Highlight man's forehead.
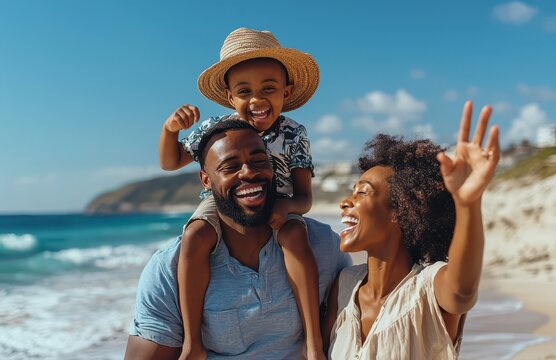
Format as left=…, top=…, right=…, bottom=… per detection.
left=207, top=129, right=265, bottom=157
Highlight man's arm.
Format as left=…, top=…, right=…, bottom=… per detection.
left=124, top=336, right=181, bottom=360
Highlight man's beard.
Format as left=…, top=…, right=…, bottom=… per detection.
left=212, top=178, right=276, bottom=227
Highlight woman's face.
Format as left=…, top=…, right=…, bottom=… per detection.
left=339, top=165, right=398, bottom=253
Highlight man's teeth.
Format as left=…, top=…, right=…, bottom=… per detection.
left=236, top=186, right=263, bottom=196
left=341, top=216, right=359, bottom=225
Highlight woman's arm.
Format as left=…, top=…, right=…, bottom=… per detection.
left=434, top=101, right=500, bottom=315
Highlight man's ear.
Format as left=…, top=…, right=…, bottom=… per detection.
left=199, top=170, right=211, bottom=191
left=226, top=89, right=235, bottom=107
left=283, top=84, right=293, bottom=100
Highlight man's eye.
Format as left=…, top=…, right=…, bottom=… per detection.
left=221, top=165, right=240, bottom=172
left=252, top=159, right=269, bottom=167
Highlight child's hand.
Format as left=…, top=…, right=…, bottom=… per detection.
left=269, top=199, right=291, bottom=230
left=164, top=104, right=200, bottom=133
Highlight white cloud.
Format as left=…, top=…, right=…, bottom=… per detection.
left=352, top=116, right=405, bottom=135
left=314, top=115, right=342, bottom=134
left=311, top=138, right=356, bottom=161
left=410, top=68, right=426, bottom=79
left=543, top=16, right=556, bottom=32
left=507, top=103, right=548, bottom=144
left=411, top=123, right=438, bottom=141
left=492, top=101, right=512, bottom=113
left=516, top=84, right=556, bottom=101
left=443, top=90, right=458, bottom=102
left=466, top=86, right=480, bottom=96
left=493, top=1, right=538, bottom=24
left=356, top=89, right=426, bottom=120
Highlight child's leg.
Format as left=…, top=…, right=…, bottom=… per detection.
left=277, top=216, right=325, bottom=360
left=177, top=196, right=220, bottom=359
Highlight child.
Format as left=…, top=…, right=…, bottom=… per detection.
left=158, top=27, right=324, bottom=359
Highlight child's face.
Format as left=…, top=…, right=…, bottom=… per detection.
left=225, top=58, right=293, bottom=132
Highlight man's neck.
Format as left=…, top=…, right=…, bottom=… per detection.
left=219, top=215, right=273, bottom=272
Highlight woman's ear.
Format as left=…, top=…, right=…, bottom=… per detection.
left=390, top=212, right=398, bottom=224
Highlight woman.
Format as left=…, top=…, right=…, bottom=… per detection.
left=323, top=101, right=500, bottom=359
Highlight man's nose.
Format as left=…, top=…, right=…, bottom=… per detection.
left=238, top=163, right=256, bottom=179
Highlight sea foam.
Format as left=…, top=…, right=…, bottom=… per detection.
left=0, top=234, right=37, bottom=253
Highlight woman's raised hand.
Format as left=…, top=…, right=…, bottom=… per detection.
left=437, top=101, right=500, bottom=206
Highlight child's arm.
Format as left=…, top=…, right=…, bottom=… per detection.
left=269, top=167, right=312, bottom=230
left=434, top=101, right=500, bottom=315
left=159, top=104, right=199, bottom=171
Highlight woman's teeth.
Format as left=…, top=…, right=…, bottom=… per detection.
left=341, top=216, right=359, bottom=226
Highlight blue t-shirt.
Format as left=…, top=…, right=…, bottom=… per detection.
left=129, top=217, right=351, bottom=359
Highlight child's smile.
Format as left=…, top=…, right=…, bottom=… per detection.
left=225, top=58, right=293, bottom=132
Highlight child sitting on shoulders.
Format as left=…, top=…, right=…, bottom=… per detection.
left=158, top=27, right=324, bottom=359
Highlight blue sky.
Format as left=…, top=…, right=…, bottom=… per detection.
left=1, top=0, right=555, bottom=213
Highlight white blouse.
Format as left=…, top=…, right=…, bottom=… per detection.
left=328, top=262, right=461, bottom=360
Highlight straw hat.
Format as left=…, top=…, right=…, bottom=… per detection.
left=197, top=27, right=320, bottom=112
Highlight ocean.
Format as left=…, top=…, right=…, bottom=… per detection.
left=0, top=213, right=550, bottom=359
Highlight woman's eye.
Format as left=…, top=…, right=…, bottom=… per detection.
left=237, top=89, right=249, bottom=95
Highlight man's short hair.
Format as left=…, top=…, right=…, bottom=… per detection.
left=197, top=120, right=261, bottom=169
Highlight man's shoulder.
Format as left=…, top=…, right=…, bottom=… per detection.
left=304, top=217, right=338, bottom=249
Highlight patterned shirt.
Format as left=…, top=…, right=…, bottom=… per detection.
left=181, top=113, right=314, bottom=198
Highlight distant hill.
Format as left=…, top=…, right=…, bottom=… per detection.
left=84, top=162, right=360, bottom=214
left=85, top=172, right=204, bottom=214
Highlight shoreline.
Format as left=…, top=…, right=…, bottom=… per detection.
left=484, top=277, right=556, bottom=359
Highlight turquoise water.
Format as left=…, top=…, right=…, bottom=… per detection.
left=0, top=213, right=190, bottom=284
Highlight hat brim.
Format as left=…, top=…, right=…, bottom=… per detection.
left=198, top=48, right=319, bottom=112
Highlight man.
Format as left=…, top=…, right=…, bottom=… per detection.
left=124, top=120, right=351, bottom=359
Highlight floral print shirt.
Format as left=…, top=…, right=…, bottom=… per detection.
left=181, top=113, right=314, bottom=198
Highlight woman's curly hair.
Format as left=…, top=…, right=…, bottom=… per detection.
left=358, top=134, right=455, bottom=265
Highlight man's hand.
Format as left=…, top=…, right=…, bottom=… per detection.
left=164, top=104, right=200, bottom=133
left=437, top=100, right=500, bottom=206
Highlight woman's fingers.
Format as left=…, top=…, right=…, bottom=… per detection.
left=458, top=101, right=473, bottom=143
left=472, top=106, right=492, bottom=147
left=437, top=152, right=454, bottom=177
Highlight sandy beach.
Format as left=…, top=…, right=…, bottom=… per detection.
left=480, top=174, right=556, bottom=359
left=309, top=173, right=556, bottom=359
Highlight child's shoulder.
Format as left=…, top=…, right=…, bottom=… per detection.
left=279, top=114, right=303, bottom=127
